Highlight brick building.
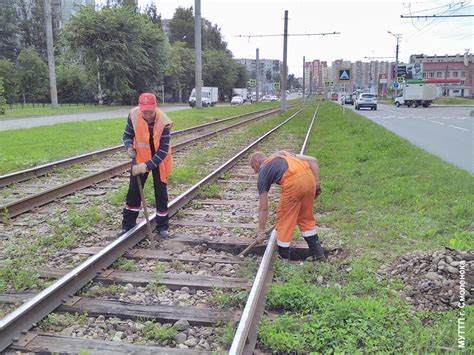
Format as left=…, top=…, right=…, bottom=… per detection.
left=410, top=52, right=473, bottom=97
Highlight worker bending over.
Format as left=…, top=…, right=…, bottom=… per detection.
left=118, top=92, right=173, bottom=238
left=250, top=150, right=325, bottom=261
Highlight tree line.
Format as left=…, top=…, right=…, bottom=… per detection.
left=0, top=0, right=249, bottom=107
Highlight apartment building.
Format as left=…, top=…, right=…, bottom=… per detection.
left=235, top=58, right=283, bottom=93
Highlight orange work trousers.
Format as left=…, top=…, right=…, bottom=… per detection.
left=275, top=171, right=317, bottom=247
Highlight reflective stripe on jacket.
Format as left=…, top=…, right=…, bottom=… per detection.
left=129, top=107, right=173, bottom=183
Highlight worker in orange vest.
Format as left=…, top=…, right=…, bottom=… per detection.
left=118, top=93, right=173, bottom=238
left=250, top=150, right=325, bottom=261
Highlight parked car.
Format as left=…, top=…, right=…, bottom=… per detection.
left=231, top=95, right=244, bottom=105
left=355, top=93, right=377, bottom=110
left=269, top=95, right=279, bottom=102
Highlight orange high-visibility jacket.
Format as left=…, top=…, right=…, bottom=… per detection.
left=262, top=150, right=313, bottom=188
left=129, top=107, right=173, bottom=183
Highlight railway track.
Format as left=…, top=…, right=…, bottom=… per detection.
left=0, top=105, right=320, bottom=353
left=0, top=107, right=284, bottom=222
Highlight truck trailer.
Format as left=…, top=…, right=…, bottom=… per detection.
left=394, top=83, right=436, bottom=108
left=189, top=87, right=219, bottom=107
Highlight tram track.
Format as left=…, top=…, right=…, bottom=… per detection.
left=0, top=105, right=321, bottom=354
left=0, top=107, right=284, bottom=221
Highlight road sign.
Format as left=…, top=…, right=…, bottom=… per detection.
left=337, top=68, right=352, bottom=82
left=397, top=76, right=404, bottom=83
left=324, top=80, right=334, bottom=87
left=273, top=82, right=280, bottom=90
left=248, top=79, right=256, bottom=87
left=379, top=74, right=388, bottom=84
left=392, top=82, right=400, bottom=90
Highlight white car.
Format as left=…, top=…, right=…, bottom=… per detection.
left=355, top=93, right=377, bottom=110
left=231, top=95, right=244, bottom=105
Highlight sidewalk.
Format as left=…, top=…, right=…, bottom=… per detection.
left=0, top=105, right=190, bottom=132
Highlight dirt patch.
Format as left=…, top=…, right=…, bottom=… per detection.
left=386, top=249, right=473, bottom=311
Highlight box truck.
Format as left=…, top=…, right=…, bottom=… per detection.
left=395, top=83, right=436, bottom=108
left=232, top=88, right=248, bottom=102
left=189, top=87, right=218, bottom=107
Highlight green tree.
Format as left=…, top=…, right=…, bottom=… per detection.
left=164, top=42, right=195, bottom=102
left=169, top=7, right=195, bottom=48
left=202, top=19, right=227, bottom=51
left=288, top=74, right=301, bottom=89
left=144, top=2, right=162, bottom=26
left=15, top=48, right=48, bottom=100
left=56, top=63, right=92, bottom=103
left=0, top=59, right=17, bottom=101
left=168, top=7, right=228, bottom=51
left=62, top=6, right=167, bottom=103
left=16, top=0, right=57, bottom=60
left=0, top=79, right=7, bottom=114
left=0, top=0, right=20, bottom=60
left=203, top=50, right=239, bottom=100
left=234, top=64, right=248, bottom=89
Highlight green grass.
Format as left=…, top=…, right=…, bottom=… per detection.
left=0, top=205, right=112, bottom=291
left=0, top=102, right=283, bottom=175
left=143, top=321, right=178, bottom=343
left=257, top=102, right=474, bottom=353
left=1, top=104, right=132, bottom=119
left=434, top=97, right=474, bottom=105
left=259, top=259, right=472, bottom=353
left=312, top=103, right=473, bottom=254
left=209, top=288, right=248, bottom=309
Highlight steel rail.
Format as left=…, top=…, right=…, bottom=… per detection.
left=0, top=107, right=305, bottom=352
left=0, top=107, right=283, bottom=221
left=0, top=107, right=279, bottom=188
left=229, top=105, right=319, bottom=355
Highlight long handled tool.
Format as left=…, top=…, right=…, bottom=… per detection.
left=132, top=159, right=156, bottom=250
left=238, top=226, right=274, bottom=257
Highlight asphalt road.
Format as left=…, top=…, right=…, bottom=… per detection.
left=0, top=105, right=191, bottom=132
left=343, top=103, right=473, bottom=173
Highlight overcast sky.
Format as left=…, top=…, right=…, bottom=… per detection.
left=105, top=0, right=473, bottom=76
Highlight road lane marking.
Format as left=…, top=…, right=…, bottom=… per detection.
left=448, top=124, right=469, bottom=131
left=416, top=117, right=427, bottom=121
left=431, top=121, right=444, bottom=125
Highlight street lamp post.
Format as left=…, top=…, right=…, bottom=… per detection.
left=388, top=31, right=401, bottom=98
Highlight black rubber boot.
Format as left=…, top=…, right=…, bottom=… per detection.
left=154, top=212, right=169, bottom=238
left=278, top=246, right=290, bottom=260
left=121, top=209, right=139, bottom=232
left=304, top=234, right=326, bottom=261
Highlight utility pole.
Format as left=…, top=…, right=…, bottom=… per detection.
left=281, top=10, right=288, bottom=112
left=256, top=48, right=260, bottom=102
left=44, top=0, right=58, bottom=107
left=302, top=56, right=305, bottom=102
left=194, top=0, right=202, bottom=108
left=444, top=65, right=449, bottom=96
left=388, top=31, right=401, bottom=97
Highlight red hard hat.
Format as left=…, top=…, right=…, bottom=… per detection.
left=139, top=93, right=157, bottom=111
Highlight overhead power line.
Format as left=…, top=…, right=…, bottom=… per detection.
left=401, top=14, right=473, bottom=17
left=234, top=32, right=340, bottom=38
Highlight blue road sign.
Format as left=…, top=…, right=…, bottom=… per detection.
left=392, top=82, right=400, bottom=90
left=338, top=69, right=351, bottom=81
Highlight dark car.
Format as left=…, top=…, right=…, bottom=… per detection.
left=344, top=95, right=354, bottom=105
